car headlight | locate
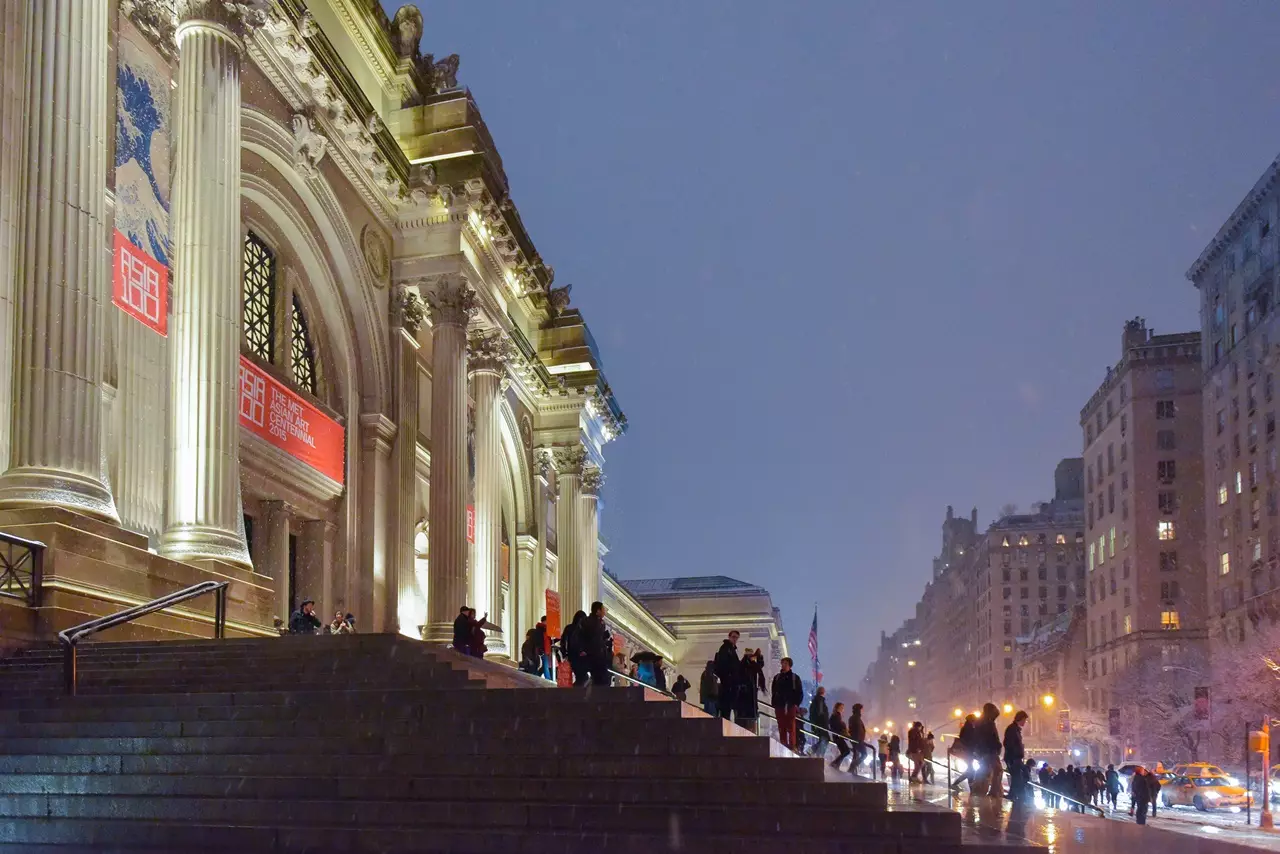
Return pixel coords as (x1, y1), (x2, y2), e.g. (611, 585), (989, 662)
(972, 760), (981, 771)
(1226, 777), (1239, 786)
(1204, 791), (1221, 800)
(955, 759), (969, 773)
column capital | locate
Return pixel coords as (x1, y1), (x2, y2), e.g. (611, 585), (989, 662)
(419, 272), (476, 328)
(580, 465), (604, 498)
(175, 0), (268, 42)
(359, 412), (398, 453)
(395, 284), (426, 336)
(550, 444), (587, 478)
(467, 331), (512, 378)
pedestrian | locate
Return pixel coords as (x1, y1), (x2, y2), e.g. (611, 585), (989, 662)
(971, 703), (1003, 796)
(737, 648), (766, 732)
(848, 703), (868, 774)
(562, 610), (589, 687)
(770, 656), (805, 750)
(950, 714), (978, 791)
(519, 628), (542, 674)
(467, 608), (488, 657)
(713, 631), (741, 722)
(1003, 710), (1028, 802)
(698, 660), (719, 716)
(532, 616), (550, 679)
(1131, 766), (1151, 825)
(1145, 769), (1161, 818)
(579, 601), (612, 686)
(907, 722), (925, 782)
(672, 673), (691, 702)
(888, 732), (903, 781)
(829, 702), (851, 769)
(1105, 764), (1120, 810)
(810, 687), (831, 760)
(289, 599), (322, 635)
(877, 731), (890, 778)
(1025, 759), (1039, 802)
(923, 732), (937, 783)
(796, 707), (809, 755)
(325, 610), (351, 635)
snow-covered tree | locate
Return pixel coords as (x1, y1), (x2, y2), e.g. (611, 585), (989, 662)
(1108, 646), (1211, 763)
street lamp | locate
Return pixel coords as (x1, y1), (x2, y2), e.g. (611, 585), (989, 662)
(953, 708), (963, 718)
(1042, 694), (1055, 708)
(1002, 703), (1014, 715)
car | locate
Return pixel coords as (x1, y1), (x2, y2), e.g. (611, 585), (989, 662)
(1162, 775), (1252, 811)
(1171, 763), (1229, 779)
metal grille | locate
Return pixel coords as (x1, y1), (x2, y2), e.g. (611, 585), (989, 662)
(0, 533), (44, 606)
(290, 294), (316, 395)
(242, 232), (276, 362)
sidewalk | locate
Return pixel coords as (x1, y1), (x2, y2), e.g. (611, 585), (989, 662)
(880, 774), (1280, 853)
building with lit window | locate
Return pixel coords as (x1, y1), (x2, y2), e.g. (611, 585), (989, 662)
(1078, 319), (1206, 754)
(1187, 153), (1280, 652)
(0, 2), (629, 656)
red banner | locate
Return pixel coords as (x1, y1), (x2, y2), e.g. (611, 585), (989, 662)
(112, 230), (167, 336)
(238, 356), (345, 483)
(545, 590), (561, 636)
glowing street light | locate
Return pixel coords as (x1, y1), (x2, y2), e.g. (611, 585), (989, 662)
(953, 707), (963, 718)
(885, 720), (894, 729)
(1002, 703), (1014, 715)
(1042, 694), (1055, 708)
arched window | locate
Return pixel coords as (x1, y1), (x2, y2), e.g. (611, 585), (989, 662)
(242, 232), (276, 361)
(290, 293), (316, 394)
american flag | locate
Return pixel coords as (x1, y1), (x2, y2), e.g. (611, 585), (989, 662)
(808, 606), (822, 685)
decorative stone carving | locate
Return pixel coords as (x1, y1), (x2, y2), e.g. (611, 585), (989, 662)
(175, 0), (269, 37)
(290, 113), (328, 178)
(420, 273), (476, 327)
(551, 444), (587, 477)
(520, 414), (533, 449)
(390, 5), (423, 59)
(397, 285), (425, 335)
(422, 163), (437, 187)
(548, 284), (572, 315)
(467, 331), (513, 376)
(432, 54), (460, 92)
(366, 112), (382, 135)
(360, 224), (389, 287)
(535, 449), (554, 481)
(299, 9), (318, 38)
(119, 0), (178, 60)
(580, 465), (604, 497)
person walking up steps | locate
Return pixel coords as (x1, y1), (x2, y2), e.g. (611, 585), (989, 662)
(770, 657), (804, 750)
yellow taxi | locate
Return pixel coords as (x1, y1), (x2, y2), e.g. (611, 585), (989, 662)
(1162, 775), (1252, 811)
(1170, 763), (1229, 779)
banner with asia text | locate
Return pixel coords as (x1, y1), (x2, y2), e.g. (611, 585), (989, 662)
(239, 356), (345, 483)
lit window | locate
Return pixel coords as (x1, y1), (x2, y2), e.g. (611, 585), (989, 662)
(290, 294), (317, 394)
(1109, 526), (1116, 556)
(1088, 543), (1095, 571)
(1018, 535), (1029, 546)
(1002, 536), (1010, 547)
(242, 232), (277, 362)
(1161, 610), (1180, 631)
(907, 660), (916, 667)
(1255, 540), (1263, 562)
(1237, 471), (1244, 494)
(1219, 484), (1229, 505)
(1055, 534), (1066, 544)
(1098, 535), (1106, 565)
(1124, 614), (1132, 634)
(1158, 521), (1176, 541)
(1221, 552), (1231, 575)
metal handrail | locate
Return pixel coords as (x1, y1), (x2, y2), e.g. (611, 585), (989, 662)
(58, 580), (229, 695)
(931, 754), (1106, 816)
(0, 531), (44, 606)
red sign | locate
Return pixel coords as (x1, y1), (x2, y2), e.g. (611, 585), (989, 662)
(545, 590), (561, 636)
(238, 356), (345, 483)
(467, 505), (475, 544)
(112, 230), (167, 336)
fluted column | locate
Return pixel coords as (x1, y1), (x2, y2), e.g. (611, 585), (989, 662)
(421, 273), (474, 642)
(0, 0), (119, 520)
(159, 0), (263, 566)
(580, 465), (603, 609)
(468, 331), (510, 655)
(0, 0), (28, 475)
(258, 500), (290, 622)
(553, 444), (586, 617)
(391, 287), (424, 636)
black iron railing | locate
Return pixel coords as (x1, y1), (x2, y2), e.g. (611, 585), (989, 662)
(0, 532), (44, 606)
(58, 580), (228, 695)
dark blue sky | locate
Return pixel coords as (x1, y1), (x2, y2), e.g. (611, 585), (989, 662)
(393, 1), (1280, 689)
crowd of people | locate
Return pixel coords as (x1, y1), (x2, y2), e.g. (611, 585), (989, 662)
(278, 599), (356, 635)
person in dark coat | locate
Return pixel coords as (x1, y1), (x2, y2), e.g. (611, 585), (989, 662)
(561, 610), (589, 686)
(769, 656), (805, 750)
(712, 631), (741, 722)
(848, 703), (868, 774)
(698, 660), (719, 716)
(1003, 710), (1028, 802)
(519, 629), (542, 674)
(1131, 766), (1152, 825)
(907, 722), (926, 782)
(531, 617), (549, 679)
(828, 702), (851, 769)
(736, 649), (766, 732)
(289, 599), (322, 635)
(887, 732), (903, 781)
(970, 703), (1003, 796)
(672, 674), (691, 702)
(578, 602), (612, 686)
(1145, 769), (1161, 818)
(809, 687), (831, 759)
(950, 714), (978, 791)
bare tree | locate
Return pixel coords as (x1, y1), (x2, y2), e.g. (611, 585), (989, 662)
(1109, 647), (1210, 763)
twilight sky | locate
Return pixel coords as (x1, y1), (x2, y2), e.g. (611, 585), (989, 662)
(394, 1), (1280, 689)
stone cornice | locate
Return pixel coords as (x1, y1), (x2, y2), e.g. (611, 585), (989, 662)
(329, 0), (402, 98)
(358, 412), (397, 452)
(1187, 153), (1280, 283)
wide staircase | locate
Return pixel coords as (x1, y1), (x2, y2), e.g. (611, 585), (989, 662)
(0, 634), (1041, 853)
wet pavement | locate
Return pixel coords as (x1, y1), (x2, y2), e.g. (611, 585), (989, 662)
(863, 770), (1280, 853)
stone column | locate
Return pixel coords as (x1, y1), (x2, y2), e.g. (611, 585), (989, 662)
(580, 465), (603, 609)
(259, 500), (290, 623)
(357, 413), (394, 631)
(390, 286), (423, 636)
(296, 518), (336, 619)
(159, 0), (265, 566)
(553, 444), (586, 617)
(0, 0), (118, 520)
(468, 331), (510, 654)
(0, 0), (28, 474)
(421, 273), (474, 642)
